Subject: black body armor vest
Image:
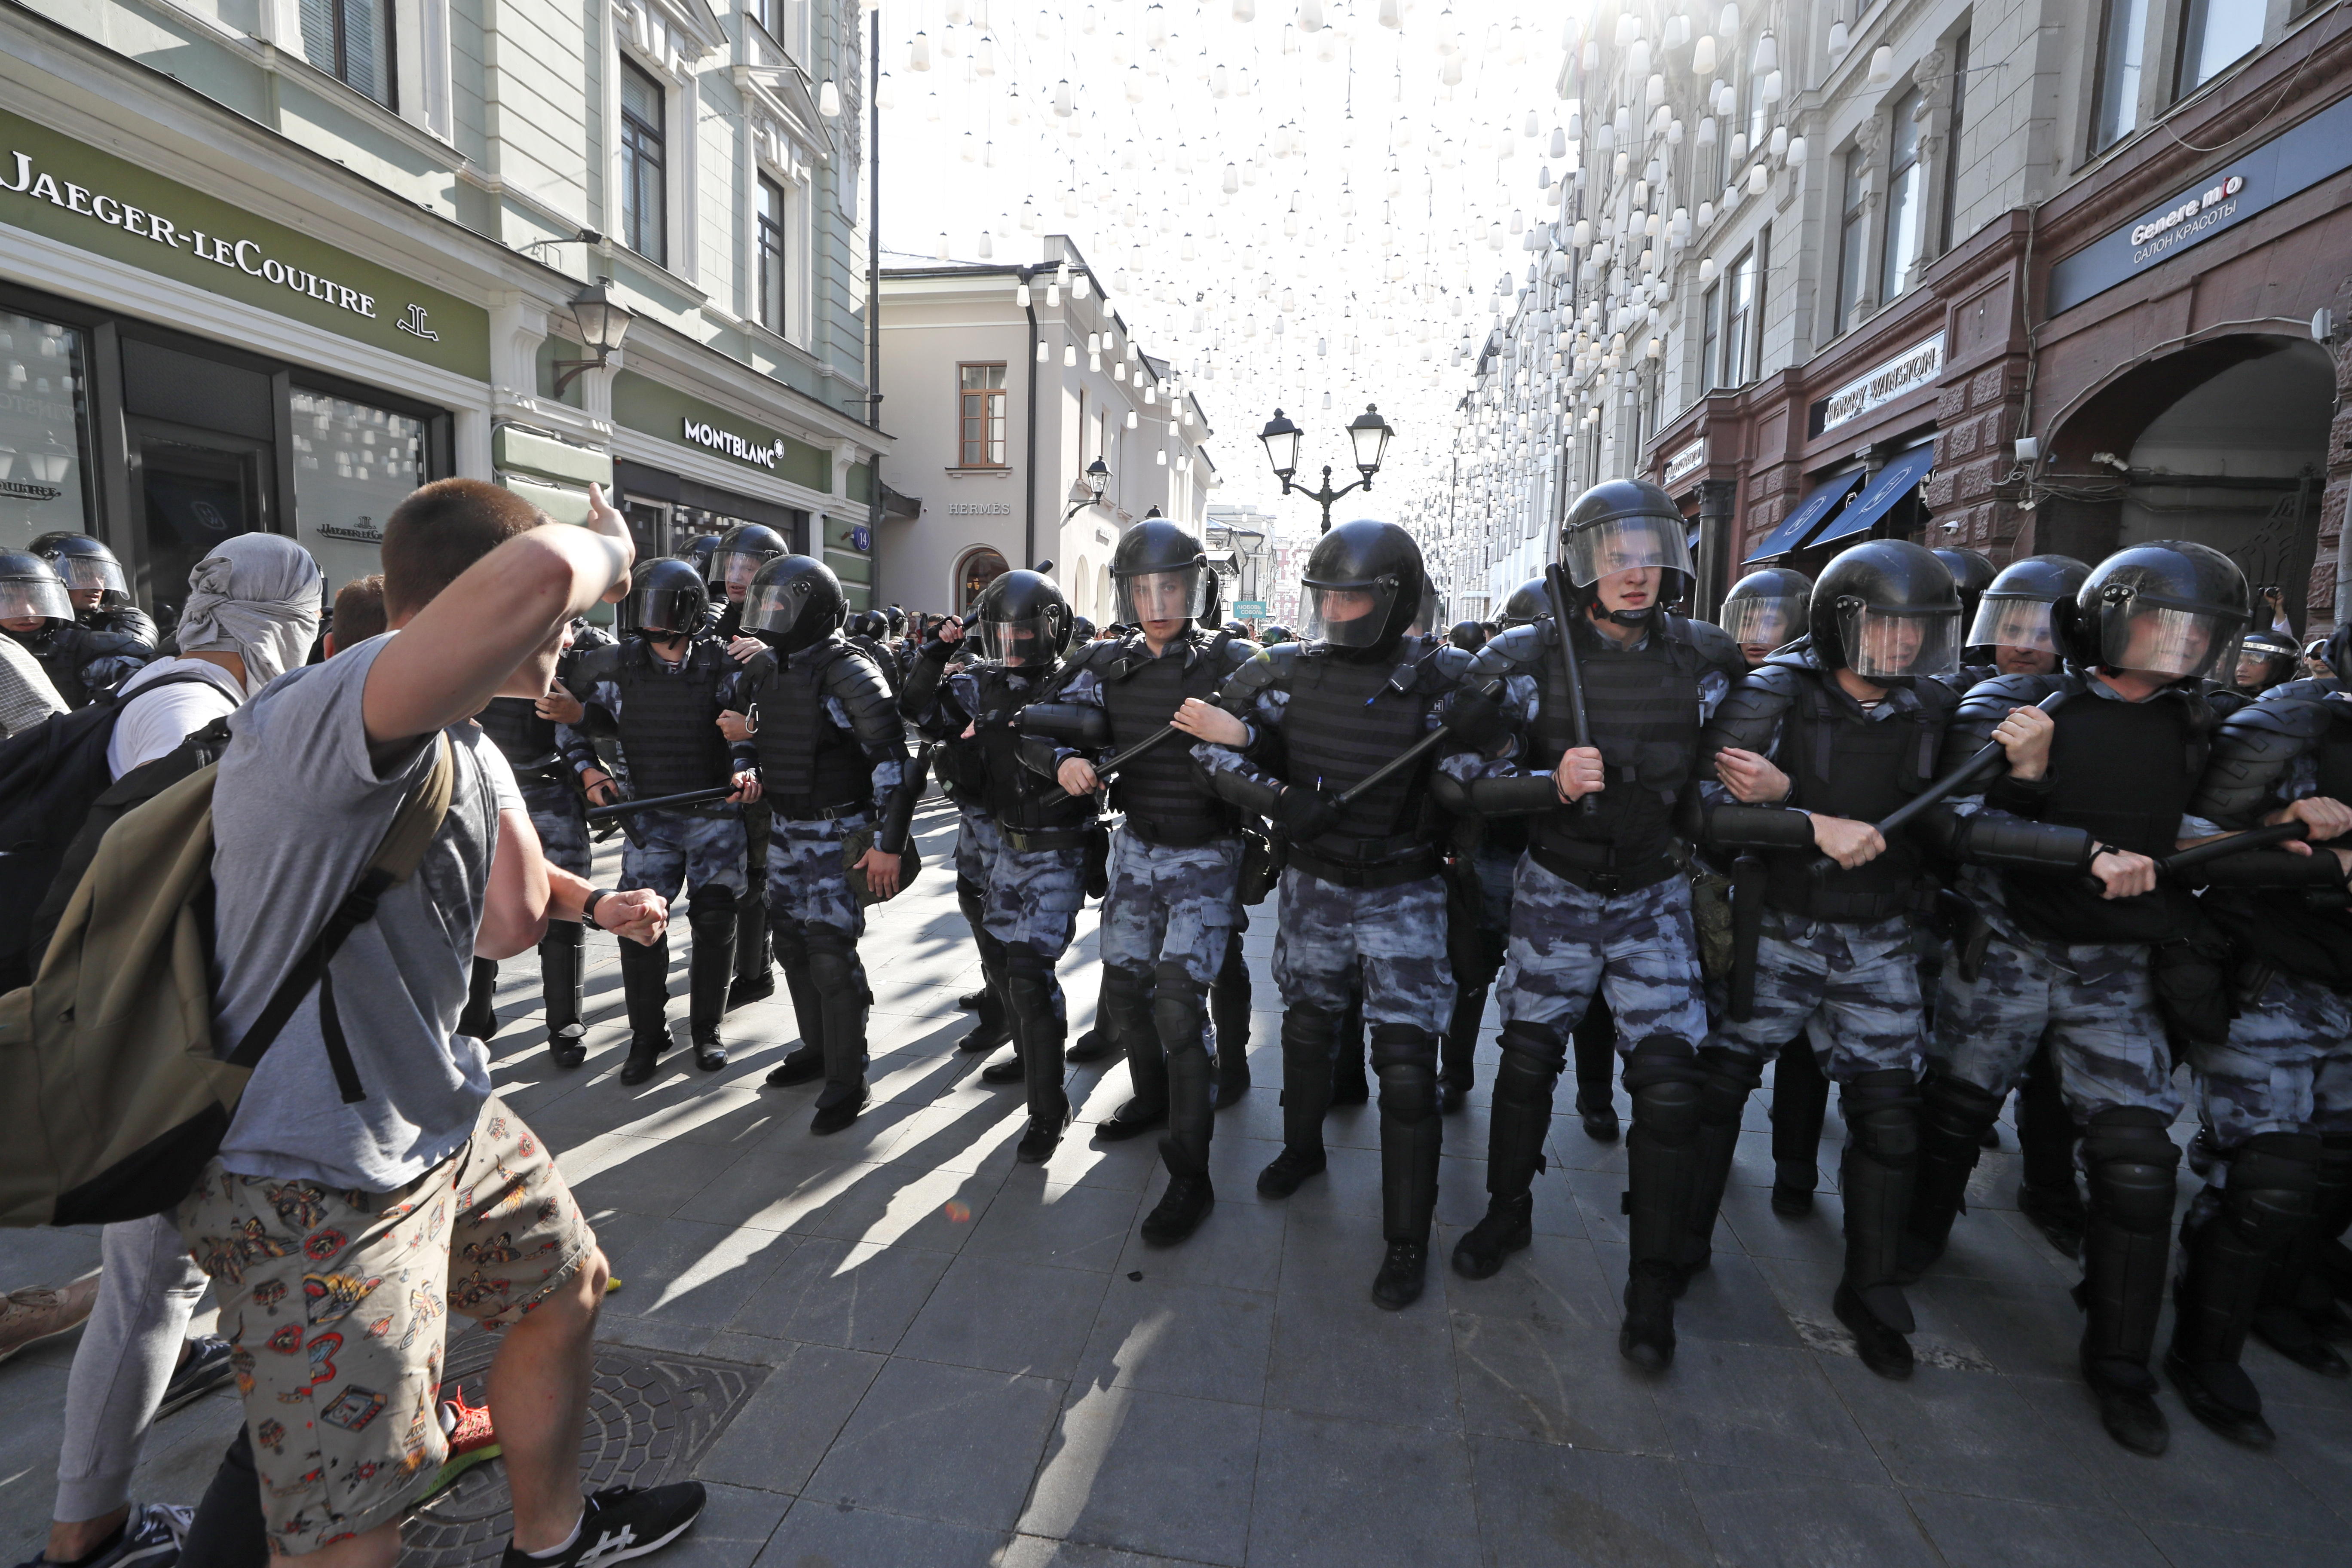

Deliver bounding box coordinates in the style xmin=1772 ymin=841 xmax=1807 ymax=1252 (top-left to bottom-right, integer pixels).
xmin=613 ymin=637 xmax=732 ymax=797
xmin=2001 ymin=691 xmax=2199 ymax=944
xmin=1099 ymin=634 xmax=1238 ymax=847
xmin=1281 ymin=652 xmax=1439 ymax=848
xmin=478 ymin=698 xmax=562 ymax=777
xmin=1763 ymin=676 xmax=1948 ymax=921
xmin=746 ymin=647 xmax=870 ymax=811
xmin=975 ymin=666 xmax=1096 ymax=836
xmin=1529 ymin=622 xmax=1701 ymax=870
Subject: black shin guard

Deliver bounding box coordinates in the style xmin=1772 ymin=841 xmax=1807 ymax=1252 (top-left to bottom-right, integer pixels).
xmin=804 ymin=928 xmax=872 ymax=1100
xmin=1684 ymin=1047 xmax=1765 ymax=1274
xmin=1572 ymin=993 xmax=1617 ymax=1105
xmin=1156 ymin=967 xmax=1215 ymax=1177
xmin=2176 ymin=1135 xmax=2320 ymax=1369
xmin=1279 ymin=1003 xmax=1341 ymax=1152
xmin=1906 ymin=1072 xmax=2008 ymax=1265
xmin=1106 ymin=964 xmax=1164 ymax=1109
xmin=1769 ymin=1031 xmax=1830 ymax=1178
xmin=686 ymin=888 xmax=739 ymax=1038
xmin=1442 ymin=982 xmax=1490 ymax=1089
xmin=2079 ymin=1108 xmax=2184 ymax=1378
xmin=1839 ymin=1069 xmax=1923 ymax=1333
xmin=540 ymin=924 xmax=585 ymax=1039
xmin=620 ymin=933 xmax=672 ymax=1041
xmin=1487 ymin=1020 xmax=1566 ymax=1200
xmin=1371 ymin=1024 xmax=1442 ymax=1245
xmin=1622 ymin=1036 xmax=1706 ymax=1275
xmin=2017 ymin=1042 xmax=2079 ymax=1193
xmin=1004 ymin=944 xmax=1068 ymax=1125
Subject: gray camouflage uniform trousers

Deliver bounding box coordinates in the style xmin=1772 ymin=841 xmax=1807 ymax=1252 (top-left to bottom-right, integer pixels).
xmin=956 ymin=804 xmax=1001 ymax=889
xmin=1100 ymin=830 xmax=1243 ymax=1059
xmin=1499 ymin=859 xmax=1711 ymax=1051
xmin=519 ymin=777 xmax=592 ymax=879
xmin=2190 ymin=972 xmax=2352 ymax=1155
xmin=1705 ymin=912 xmax=1923 ymax=1076
xmin=1928 ymin=908 xmax=2181 ymax=1121
xmin=1272 ymin=868 xmax=1453 ymax=1037
xmin=986 ymin=842 xmax=1089 ymax=1032
xmin=619 ymin=807 xmax=750 ymax=916
xmin=768 ymin=813 xmax=869 ymax=939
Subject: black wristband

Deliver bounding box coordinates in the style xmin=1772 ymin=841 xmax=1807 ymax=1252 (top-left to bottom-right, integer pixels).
xmin=582 ymin=887 xmax=616 ymax=922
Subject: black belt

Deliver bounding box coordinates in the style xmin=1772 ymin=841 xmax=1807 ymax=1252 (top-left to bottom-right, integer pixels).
xmin=1288 ymin=843 xmax=1441 ymax=890
xmin=1529 ymin=843 xmax=1681 ymax=896
xmin=769 ymin=797 xmax=869 ymax=822
xmin=1001 ymin=825 xmax=1091 ymax=852
xmin=1124 ymin=815 xmax=1234 ymax=850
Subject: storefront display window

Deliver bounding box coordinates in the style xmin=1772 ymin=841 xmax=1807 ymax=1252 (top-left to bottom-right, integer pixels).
xmin=0 ymin=309 xmax=92 ymax=552
xmin=291 ymin=389 xmax=426 ymax=592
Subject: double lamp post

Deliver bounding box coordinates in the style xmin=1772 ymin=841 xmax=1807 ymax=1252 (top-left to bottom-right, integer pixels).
xmin=1257 ymin=403 xmax=1395 ymax=532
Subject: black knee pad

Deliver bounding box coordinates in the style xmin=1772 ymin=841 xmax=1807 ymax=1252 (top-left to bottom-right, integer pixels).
xmin=1280 ymin=1003 xmax=1342 ymax=1056
xmin=1003 ymin=943 xmax=1057 ymax=1018
xmin=1620 ymin=1032 xmax=1704 ymax=1093
xmin=2220 ymin=1131 xmax=2322 ymax=1248
xmin=688 ymin=882 xmax=738 ymax=932
xmin=1842 ymin=1068 xmax=1921 ymax=1164
xmin=804 ymin=928 xmax=862 ymax=995
xmin=1696 ymin=1044 xmax=1765 ymax=1127
xmin=770 ymin=916 xmax=809 ymax=966
xmin=1920 ymin=1070 xmax=2007 ymax=1142
xmin=957 ymin=875 xmax=987 ymax=928
xmin=2082 ymin=1106 xmax=2184 ymax=1235
xmin=1493 ymin=1019 xmax=1567 ymax=1102
xmin=974 ymin=929 xmax=1010 ymax=971
xmin=1152 ymin=963 xmax=1209 ymax=1057
xmin=1369 ymin=1024 xmax=1438 ymax=1118
xmin=1103 ymin=963 xmax=1153 ymax=1010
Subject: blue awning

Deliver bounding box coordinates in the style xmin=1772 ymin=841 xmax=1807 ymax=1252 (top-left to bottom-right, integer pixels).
xmin=1742 ymin=470 xmax=1865 ymax=563
xmin=1808 ymin=445 xmax=1939 ymax=551
xmin=1687 ymin=524 xmax=1702 ymax=550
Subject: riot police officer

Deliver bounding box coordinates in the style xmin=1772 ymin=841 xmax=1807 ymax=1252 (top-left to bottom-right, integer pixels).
xmin=1718 ymin=567 xmax=1812 ymax=669
xmin=0 ymin=550 xmax=147 ymax=707
xmin=707 ymin=523 xmax=790 ymax=639
xmin=2168 ymin=626 xmax=2352 ymax=1444
xmin=1692 ymin=542 xmax=2067 ymax=1378
xmin=1026 ymin=521 xmax=1258 ymax=1242
xmin=30 ymin=533 xmax=159 ymax=651
xmin=2230 ymin=627 xmax=2303 ymax=699
xmin=1905 ymin=541 xmax=2251 ymax=1455
xmin=904 ymin=613 xmax=1015 ymax=1058
xmin=704 ymin=523 xmax=792 ymax=1006
xmin=562 ymin=559 xmax=757 ymax=1084
xmin=1436 ymin=480 xmax=1744 ymax=1369
xmin=905 ymin=571 xmax=1096 ymax=1163
xmin=729 ymin=556 xmax=909 ymax=1134
xmin=473 ymin=615 xmax=617 ymax=1066
xmin=1190 ymin=520 xmax=1477 ymax=1308
xmin=1932 ymin=547 xmax=1996 ymax=631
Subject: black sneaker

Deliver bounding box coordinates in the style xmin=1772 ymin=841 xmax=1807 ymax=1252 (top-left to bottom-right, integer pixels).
xmin=500 ymin=1483 xmax=706 ymax=1568
xmin=11 ymin=1504 xmax=192 ymax=1568
xmin=156 ymin=1336 xmax=233 ymax=1418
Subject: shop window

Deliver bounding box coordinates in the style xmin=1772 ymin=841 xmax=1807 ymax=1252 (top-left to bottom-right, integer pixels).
xmin=0 ymin=311 xmax=92 ymax=554
xmin=1940 ymin=31 xmax=1971 ymax=252
xmin=1722 ymin=247 xmax=1755 ymax=389
xmin=2175 ymin=0 xmax=2262 ymax=97
xmin=1699 ymin=284 xmax=1721 ymax=394
xmin=1880 ymin=90 xmax=1925 ymax=303
xmin=290 ymin=391 xmax=427 ymax=592
xmin=620 ymin=60 xmax=667 ymax=267
xmin=958 ymin=547 xmax=1008 ymax=611
xmin=1834 ymin=147 xmax=1868 ymax=334
xmin=2092 ymin=0 xmax=2150 ymax=152
xmin=757 ymin=175 xmax=801 ymax=342
xmin=959 ymin=364 xmax=1008 ymax=468
xmin=299 ymin=0 xmax=395 ymax=109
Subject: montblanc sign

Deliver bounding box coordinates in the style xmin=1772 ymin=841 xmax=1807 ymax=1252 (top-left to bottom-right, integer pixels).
xmin=682 ymin=417 xmax=785 ymax=469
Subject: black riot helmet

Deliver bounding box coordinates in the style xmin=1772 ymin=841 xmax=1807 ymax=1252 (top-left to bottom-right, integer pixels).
xmin=886 ymin=604 xmax=907 ymax=637
xmin=1300 ymin=519 xmax=1426 ymax=662
xmin=1260 ymin=623 xmax=1292 ymax=645
xmin=1558 ymin=478 xmax=1694 ymax=624
xmin=1449 ymin=619 xmax=1490 ymax=653
xmin=1498 ymin=577 xmax=1550 ymax=628
xmin=1930 ymin=547 xmax=1997 ymax=628
xmin=1070 ymin=616 xmax=1096 ymax=644
xmin=1111 ymin=519 xmax=1217 ymax=627
xmin=2064 ymin=541 xmax=2248 ymax=683
xmin=1809 ymin=540 xmax=1963 ymax=686
xmin=972 ymin=568 xmax=1072 ymax=669
xmin=29 ymin=533 xmax=129 ymax=606
xmin=623 ymin=557 xmax=712 ymax=639
xmin=710 ymin=523 xmax=790 ymax=602
xmin=0 ymin=550 xmax=74 ymax=635
xmin=1719 ymin=567 xmax=1813 ymax=662
xmin=683 ymin=533 xmax=723 ymax=578
xmin=742 ymin=554 xmax=847 ymax=654
xmin=2235 ymin=627 xmax=2301 ymax=692
xmin=1966 ymin=554 xmax=2089 ymax=658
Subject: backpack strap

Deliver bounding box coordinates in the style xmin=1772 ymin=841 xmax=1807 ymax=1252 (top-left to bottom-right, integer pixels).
xmin=224 ymin=734 xmax=457 ymax=1103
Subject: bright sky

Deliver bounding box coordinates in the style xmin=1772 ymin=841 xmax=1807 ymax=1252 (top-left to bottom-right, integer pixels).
xmin=873 ymin=0 xmax=1589 ymax=542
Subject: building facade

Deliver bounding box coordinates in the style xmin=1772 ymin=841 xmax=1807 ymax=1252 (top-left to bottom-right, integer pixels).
xmin=1433 ymin=0 xmax=2351 ymax=637
xmin=0 ymin=0 xmax=885 ymax=623
xmin=873 ymin=237 xmax=1217 ymax=623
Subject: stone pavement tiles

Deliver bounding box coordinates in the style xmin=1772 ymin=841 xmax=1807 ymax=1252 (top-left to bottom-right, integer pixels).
xmin=2 ymin=792 xmax=2349 ymax=1566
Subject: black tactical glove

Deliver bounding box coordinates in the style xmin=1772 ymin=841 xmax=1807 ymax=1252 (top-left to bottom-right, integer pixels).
xmin=1442 ymin=680 xmax=1509 ymax=749
xmin=1274 ymin=784 xmax=1340 ymax=842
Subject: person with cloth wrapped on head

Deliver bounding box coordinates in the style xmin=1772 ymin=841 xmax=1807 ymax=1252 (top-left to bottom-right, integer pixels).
xmin=726 ymin=555 xmax=906 ymax=1135
xmin=1023 ymin=520 xmax=1258 ymax=1244
xmin=1901 ymin=540 xmax=2257 ymax=1457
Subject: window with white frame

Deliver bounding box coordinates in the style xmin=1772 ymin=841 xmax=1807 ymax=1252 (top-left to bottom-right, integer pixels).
xmin=1835 ymin=146 xmax=1868 ymax=333
xmin=2093 ymin=0 xmax=2150 ymax=152
xmin=620 ymin=58 xmax=667 ymax=266
xmin=300 ymin=0 xmax=397 ymax=107
xmin=2175 ymin=0 xmax=2262 ymax=98
xmin=1880 ymin=89 xmax=1925 ymax=303
xmin=757 ymin=174 xmax=800 ymax=341
xmin=747 ymin=0 xmax=809 ymax=64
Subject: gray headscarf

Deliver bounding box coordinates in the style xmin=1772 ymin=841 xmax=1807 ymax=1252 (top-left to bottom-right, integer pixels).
xmin=176 ymin=534 xmax=325 ymax=694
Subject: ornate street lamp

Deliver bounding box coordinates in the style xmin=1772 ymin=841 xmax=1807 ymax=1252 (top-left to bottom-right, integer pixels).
xmin=1062 ymin=456 xmax=1112 ymax=523
xmin=551 ymin=279 xmax=635 ymax=395
xmin=1259 ymin=404 xmax=1395 ymax=531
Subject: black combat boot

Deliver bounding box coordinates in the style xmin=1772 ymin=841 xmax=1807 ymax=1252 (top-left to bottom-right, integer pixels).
xmin=2252 ymin=1133 xmax=2352 ymax=1376
xmin=686 ymin=900 xmax=736 ymax=1072
xmin=766 ymin=923 xmax=827 ymax=1086
xmin=1066 ymin=968 xmax=1118 ymax=1063
xmin=806 ymin=930 xmax=872 ymax=1134
xmin=618 ymin=934 xmax=672 ymax=1086
xmin=728 ymin=894 xmax=774 ymax=1007
xmin=1258 ymin=1005 xmax=1339 ymax=1197
xmin=1454 ymin=1020 xmax=1562 ymax=1280
xmin=1370 ymin=1025 xmax=1442 ymax=1309
xmin=540 ymin=925 xmax=587 ymax=1069
xmin=2167 ymin=1134 xmax=2320 ymax=1449
xmin=1094 ymin=966 xmax=1167 ymax=1141
xmin=1006 ymin=947 xmax=1070 ymax=1163
xmin=1142 ymin=980 xmax=1217 ymax=1246
xmin=1834 ymin=1071 xmax=1922 ymax=1381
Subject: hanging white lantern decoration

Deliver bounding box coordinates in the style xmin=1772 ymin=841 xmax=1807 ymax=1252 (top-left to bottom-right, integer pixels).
xmin=1298 ymin=0 xmax=1322 ymax=33
xmin=1233 ymin=0 xmax=1254 ymax=19
xmin=934 ymin=231 xmax=950 ymax=260
xmin=1786 ymin=135 xmax=1808 ymax=167
xmin=1700 ymin=256 xmax=1717 ymax=282
xmin=1691 ymin=34 xmax=1717 ymax=76
xmin=1769 ymin=125 xmax=1789 ymax=158
xmin=1747 ymin=161 xmax=1770 ymax=196
xmin=1868 ymin=45 xmax=1896 ymax=87
xmin=1144 ymin=3 xmax=1167 ymax=48
xmin=1827 ymin=19 xmax=1851 ymax=58
xmin=1718 ymin=4 xmax=1741 ymax=35
xmin=1054 ymin=79 xmax=1074 ymax=116
xmin=1752 ymin=29 xmax=1778 ymax=73
xmin=1761 ymin=69 xmax=1783 ymax=105
xmin=874 ymin=72 xmax=896 ymax=109
xmin=907 ymin=32 xmax=931 ymax=70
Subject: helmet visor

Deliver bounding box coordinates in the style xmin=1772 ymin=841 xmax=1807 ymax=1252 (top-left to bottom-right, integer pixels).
xmin=977 ymin=614 xmax=1057 ymax=666
xmin=1720 ymin=594 xmax=1803 ymax=652
xmin=1304 ymin=581 xmax=1402 ymax=649
xmin=54 ymin=556 xmax=126 ymax=596
xmin=0 ymin=576 xmax=73 ymax=623
xmin=714 ymin=546 xmax=778 ymax=597
xmin=2101 ymin=604 xmax=2236 ymax=680
xmin=2235 ymin=646 xmax=2288 ymax=687
xmin=742 ymin=580 xmax=819 ymax=642
xmin=1967 ymin=595 xmax=2058 ymax=653
xmin=1837 ymin=603 xmax=1961 ymax=680
xmin=627 ymin=583 xmax=703 ymax=635
xmin=1115 ymin=565 xmax=1211 ymax=625
xmin=1562 ymin=515 xmax=1693 ymax=588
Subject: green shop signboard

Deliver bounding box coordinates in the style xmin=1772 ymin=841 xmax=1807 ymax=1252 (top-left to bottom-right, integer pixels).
xmin=0 ymin=109 xmax=489 ymax=380
xmin=610 ymin=370 xmax=832 ymax=493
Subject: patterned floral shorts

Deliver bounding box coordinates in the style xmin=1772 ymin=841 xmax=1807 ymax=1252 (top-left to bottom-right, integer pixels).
xmin=175 ymin=1095 xmax=596 ymax=1555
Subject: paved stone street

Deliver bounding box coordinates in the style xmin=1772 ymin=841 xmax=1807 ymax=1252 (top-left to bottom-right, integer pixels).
xmin=4 ymin=793 xmax=2352 ymax=1568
